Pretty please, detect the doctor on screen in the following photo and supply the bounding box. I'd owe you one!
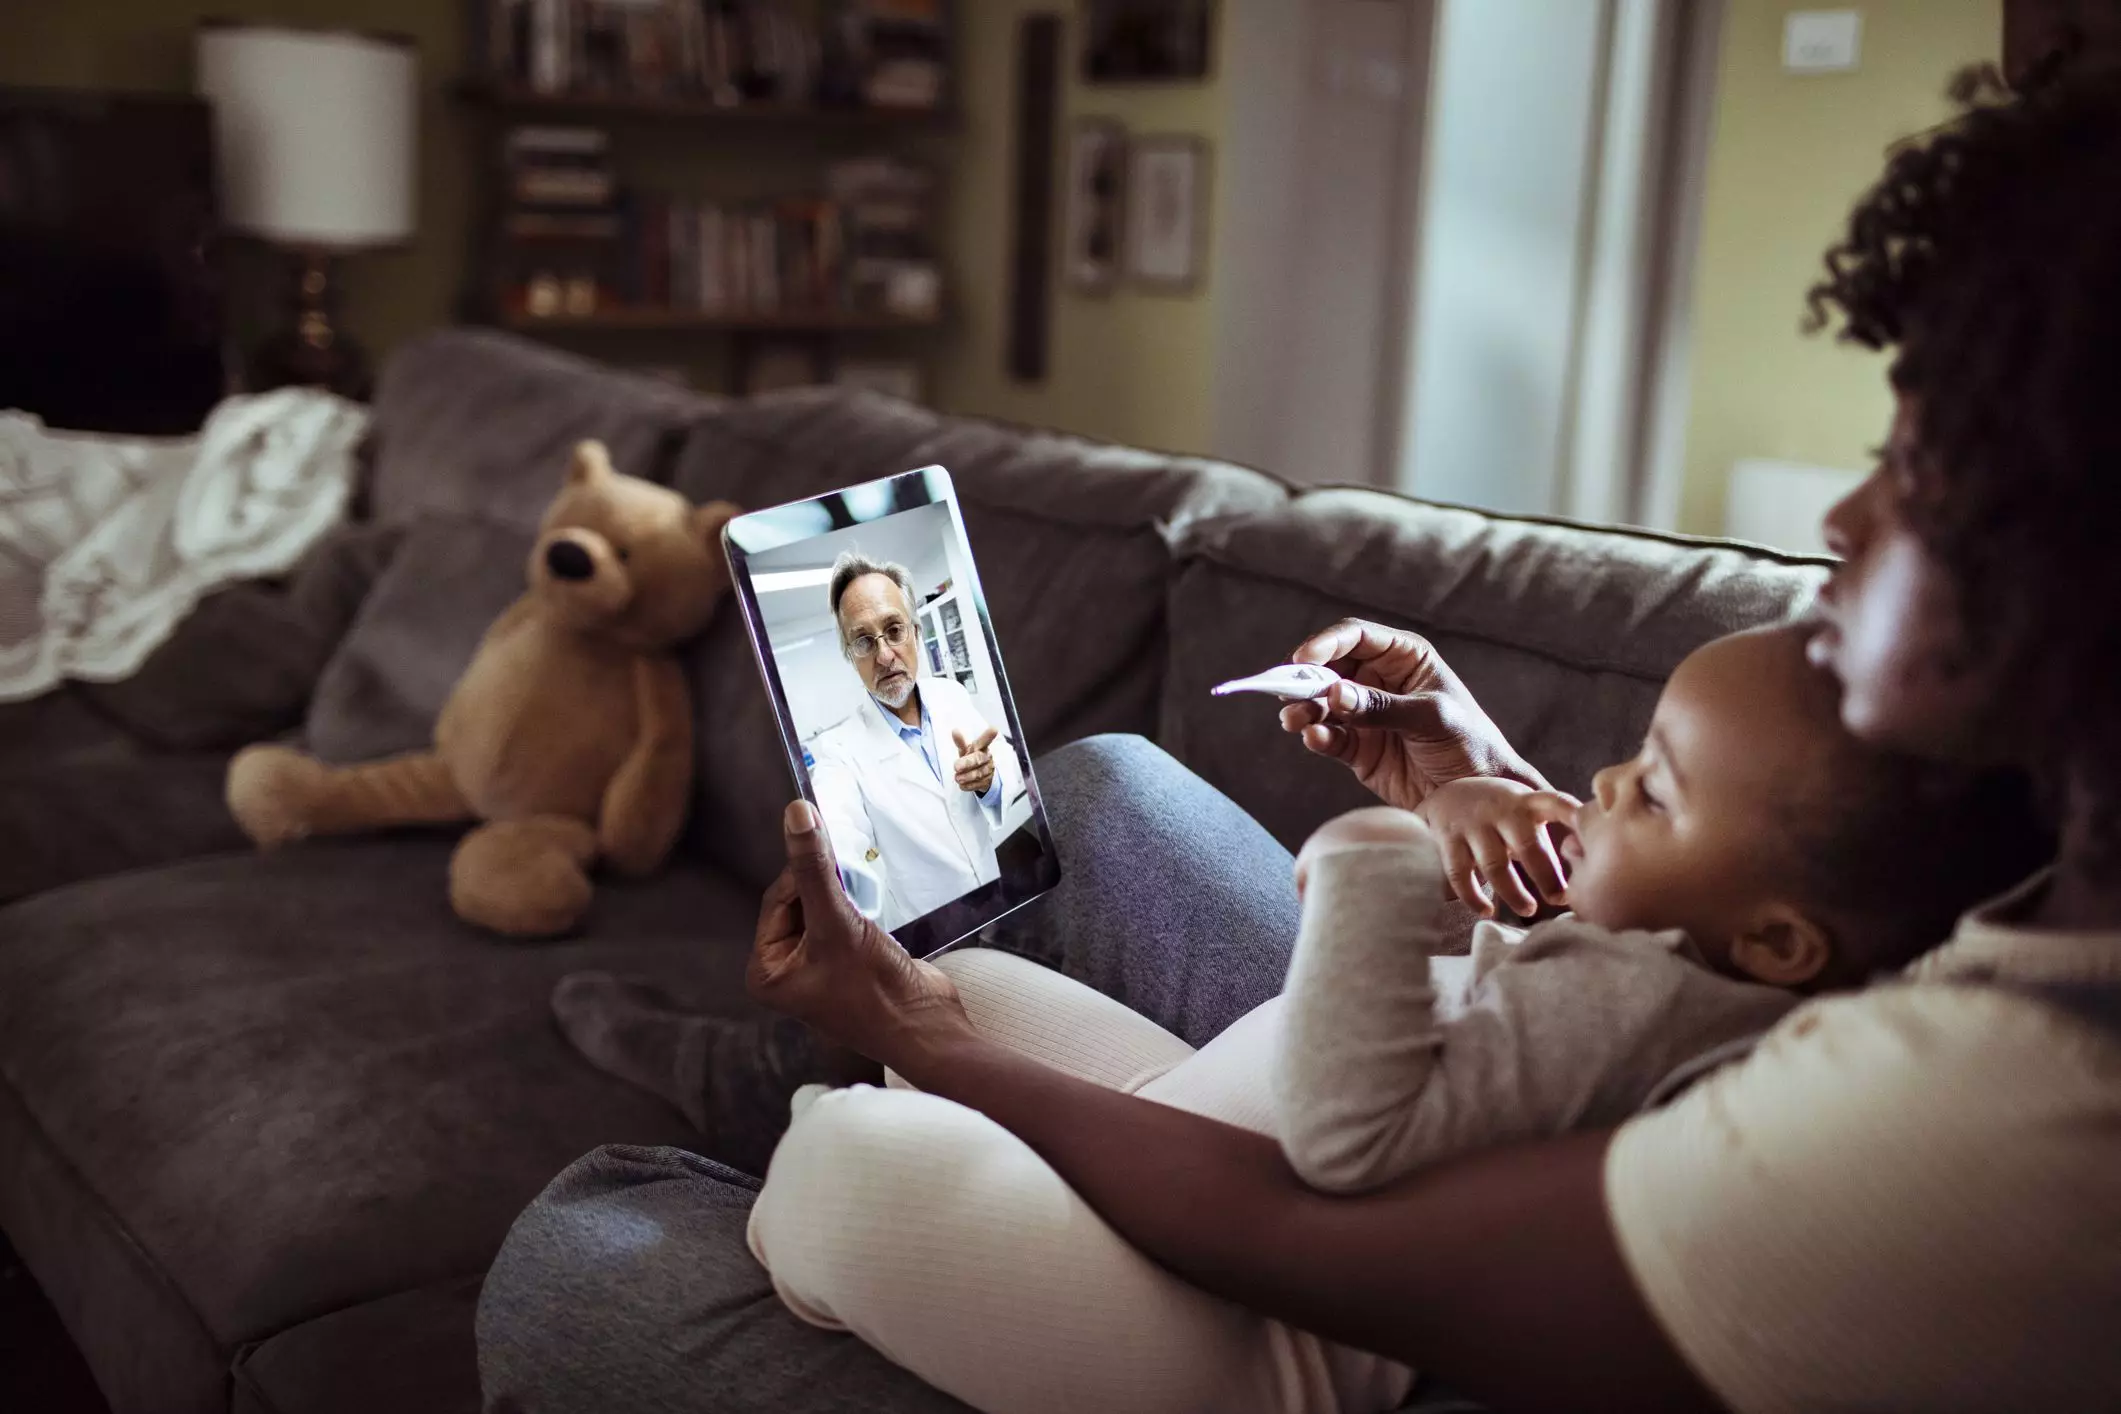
[808,551,1022,930]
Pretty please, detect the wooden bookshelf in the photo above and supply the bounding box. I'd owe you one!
[458,82,951,127]
[462,1,955,394]
[499,307,940,333]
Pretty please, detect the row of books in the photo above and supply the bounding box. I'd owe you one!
[506,196,942,320]
[507,125,617,212]
[629,198,839,313]
[499,138,940,321]
[470,0,949,112]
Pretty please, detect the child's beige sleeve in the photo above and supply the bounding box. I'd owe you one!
[1273,836,1461,1193]
[1273,834,1790,1194]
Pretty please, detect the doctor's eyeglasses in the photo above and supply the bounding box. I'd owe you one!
[845,620,915,660]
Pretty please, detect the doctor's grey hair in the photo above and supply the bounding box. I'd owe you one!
[828,551,917,653]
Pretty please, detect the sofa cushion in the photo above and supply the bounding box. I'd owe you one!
[77,520,408,755]
[232,1276,481,1414]
[0,840,757,1414]
[1161,489,1831,849]
[364,330,719,533]
[305,516,532,764]
[672,388,1288,889]
[0,525,410,906]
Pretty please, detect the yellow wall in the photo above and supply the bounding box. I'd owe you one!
[1,0,473,366]
[927,1,1228,454]
[1677,0,1999,533]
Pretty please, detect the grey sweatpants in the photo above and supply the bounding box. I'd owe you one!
[475,735,1476,1413]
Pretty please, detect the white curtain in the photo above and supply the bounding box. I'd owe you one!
[1394,0,1719,527]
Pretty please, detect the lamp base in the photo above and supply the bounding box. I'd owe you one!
[249,250,372,400]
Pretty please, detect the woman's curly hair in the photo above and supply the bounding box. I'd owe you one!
[1804,57,2121,776]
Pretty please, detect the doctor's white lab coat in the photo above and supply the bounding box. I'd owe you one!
[808,674,1024,931]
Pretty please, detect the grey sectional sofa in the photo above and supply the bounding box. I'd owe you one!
[0,330,1826,1414]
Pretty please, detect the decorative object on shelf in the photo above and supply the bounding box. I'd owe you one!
[1008,13,1061,381]
[1125,134,1209,292]
[1063,118,1127,294]
[197,23,416,400]
[834,358,922,403]
[1082,0,1214,83]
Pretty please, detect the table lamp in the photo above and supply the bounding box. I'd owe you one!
[196,22,415,398]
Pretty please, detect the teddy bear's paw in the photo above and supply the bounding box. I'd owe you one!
[226,744,331,848]
[451,817,600,939]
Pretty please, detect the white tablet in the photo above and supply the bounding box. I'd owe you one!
[722,467,1061,957]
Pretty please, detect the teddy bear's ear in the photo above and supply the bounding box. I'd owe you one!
[568,440,615,486]
[689,500,740,545]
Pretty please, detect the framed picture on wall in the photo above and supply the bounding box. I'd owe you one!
[1082,0,1215,83]
[1124,135,1209,292]
[1063,118,1128,294]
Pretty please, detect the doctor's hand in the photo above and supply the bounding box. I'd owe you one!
[951,726,999,796]
[749,801,968,1065]
[1278,619,1548,811]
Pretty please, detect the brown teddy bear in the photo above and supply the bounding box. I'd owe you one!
[227,441,738,937]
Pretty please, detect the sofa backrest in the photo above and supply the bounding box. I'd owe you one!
[337,330,1832,889]
[306,331,728,764]
[1160,491,1830,849]
[363,330,719,532]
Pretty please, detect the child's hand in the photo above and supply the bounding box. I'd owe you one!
[1414,778,1578,919]
[1293,806,1435,901]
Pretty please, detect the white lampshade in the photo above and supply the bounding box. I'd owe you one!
[197,24,416,249]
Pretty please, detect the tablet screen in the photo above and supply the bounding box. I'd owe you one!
[723,467,1060,956]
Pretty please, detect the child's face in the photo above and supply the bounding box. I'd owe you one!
[1563,626,1842,979]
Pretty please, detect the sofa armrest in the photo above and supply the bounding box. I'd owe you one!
[74,521,407,753]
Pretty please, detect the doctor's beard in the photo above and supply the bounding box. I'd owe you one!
[870,664,917,711]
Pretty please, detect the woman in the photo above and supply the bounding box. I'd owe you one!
[478,62,2121,1413]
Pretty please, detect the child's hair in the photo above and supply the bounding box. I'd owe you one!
[1776,757,2051,986]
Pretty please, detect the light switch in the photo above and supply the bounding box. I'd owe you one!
[1783,10,1863,73]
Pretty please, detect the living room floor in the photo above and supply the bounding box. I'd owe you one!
[1,1233,110,1414]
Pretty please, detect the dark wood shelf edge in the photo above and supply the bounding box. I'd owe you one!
[495,310,943,333]
[456,82,955,128]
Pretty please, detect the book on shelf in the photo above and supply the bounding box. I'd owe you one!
[468,0,943,111]
[506,125,617,208]
[828,156,940,319]
[500,124,622,315]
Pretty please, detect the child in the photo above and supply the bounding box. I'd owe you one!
[1275,621,2043,1197]
[746,623,2046,1414]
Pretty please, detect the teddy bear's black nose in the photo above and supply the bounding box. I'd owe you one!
[545,541,595,581]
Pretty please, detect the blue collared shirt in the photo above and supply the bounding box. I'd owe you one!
[880,693,1001,808]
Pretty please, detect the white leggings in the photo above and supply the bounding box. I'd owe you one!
[745,950,1417,1414]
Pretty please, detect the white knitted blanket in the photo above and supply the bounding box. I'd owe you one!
[0,388,368,702]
